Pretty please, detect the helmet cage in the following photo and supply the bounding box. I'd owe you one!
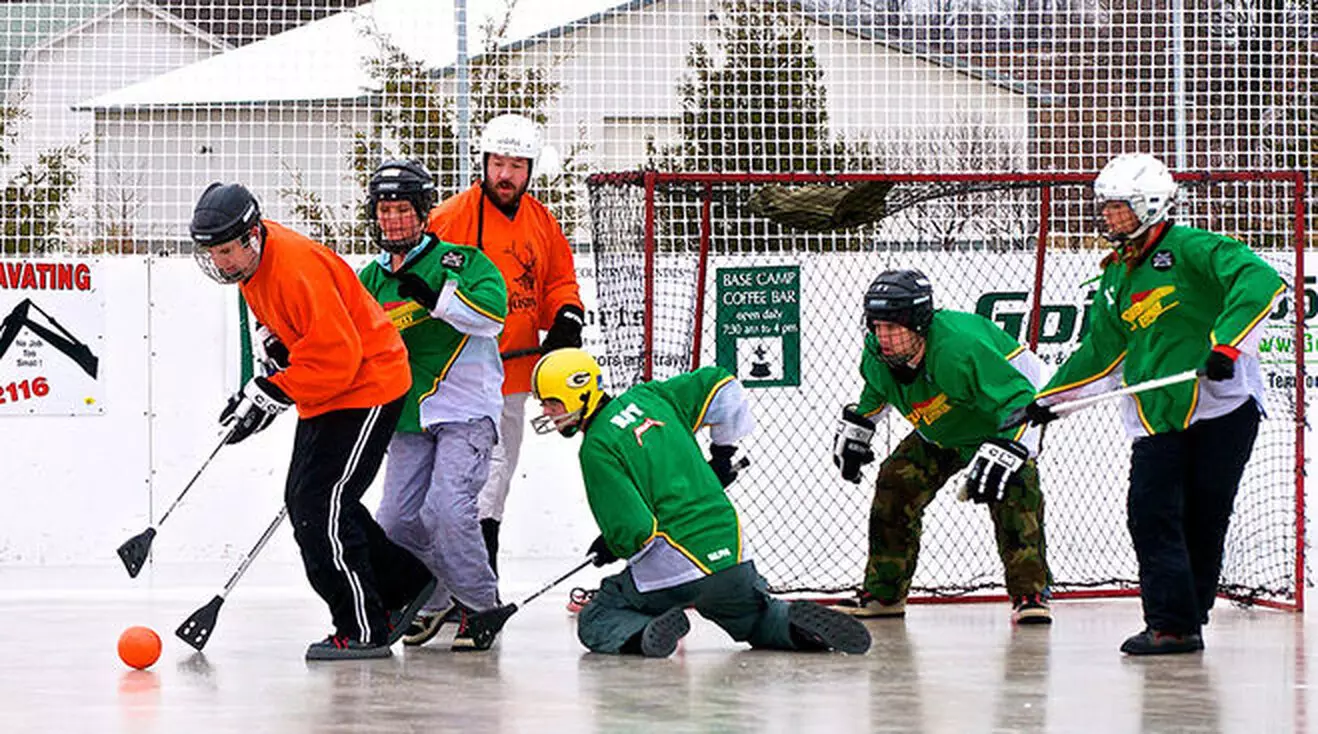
[368,160,437,254]
[189,182,263,284]
[1093,154,1178,242]
[194,226,263,284]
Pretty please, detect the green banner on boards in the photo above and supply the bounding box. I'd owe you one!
[715,265,800,387]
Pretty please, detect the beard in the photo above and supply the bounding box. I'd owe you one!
[482,177,529,217]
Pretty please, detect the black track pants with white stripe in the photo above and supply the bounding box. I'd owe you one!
[284,396,433,644]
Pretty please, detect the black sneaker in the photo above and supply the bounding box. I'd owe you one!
[387,577,438,646]
[452,604,498,652]
[640,607,691,658]
[787,600,872,654]
[402,602,455,647]
[305,634,391,661]
[1120,628,1204,655]
[1011,594,1053,625]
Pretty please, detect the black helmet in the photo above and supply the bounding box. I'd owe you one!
[190,182,261,246]
[863,269,934,335]
[367,160,437,253]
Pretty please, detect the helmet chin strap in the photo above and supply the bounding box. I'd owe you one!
[380,234,422,255]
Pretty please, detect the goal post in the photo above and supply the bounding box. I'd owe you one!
[587,170,1307,611]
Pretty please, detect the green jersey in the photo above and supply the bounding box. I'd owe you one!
[579,366,754,592]
[359,235,507,432]
[1039,224,1283,436]
[855,309,1044,461]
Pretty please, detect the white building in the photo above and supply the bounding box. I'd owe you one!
[3,1,230,244]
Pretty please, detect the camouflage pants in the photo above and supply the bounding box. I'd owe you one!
[864,431,1050,601]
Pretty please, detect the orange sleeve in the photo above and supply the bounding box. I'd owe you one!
[426,188,479,245]
[266,254,364,406]
[534,204,582,330]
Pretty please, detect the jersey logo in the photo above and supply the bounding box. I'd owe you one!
[386,301,429,330]
[905,393,952,427]
[632,417,665,446]
[1151,250,1175,271]
[440,250,466,270]
[610,402,644,429]
[1122,286,1180,331]
[506,241,538,294]
[706,547,732,562]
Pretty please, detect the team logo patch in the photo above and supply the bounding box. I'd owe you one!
[441,250,465,269]
[566,370,593,389]
[1151,250,1175,271]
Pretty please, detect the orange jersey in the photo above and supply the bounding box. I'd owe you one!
[428,184,582,394]
[240,221,410,418]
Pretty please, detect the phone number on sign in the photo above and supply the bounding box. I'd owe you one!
[0,376,50,404]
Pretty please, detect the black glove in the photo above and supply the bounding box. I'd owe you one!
[587,534,619,567]
[1204,348,1237,381]
[255,323,289,371]
[1024,400,1059,426]
[832,404,875,483]
[218,376,292,445]
[1000,399,1061,431]
[962,438,1029,504]
[396,271,440,311]
[708,444,743,488]
[543,304,585,351]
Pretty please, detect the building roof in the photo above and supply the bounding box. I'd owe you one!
[79,0,629,109]
[155,0,373,48]
[81,0,1050,111]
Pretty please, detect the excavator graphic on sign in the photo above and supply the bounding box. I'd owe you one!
[0,298,98,378]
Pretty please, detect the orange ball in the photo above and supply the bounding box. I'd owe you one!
[118,626,162,670]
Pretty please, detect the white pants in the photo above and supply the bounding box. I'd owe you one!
[477,392,527,522]
[378,419,500,612]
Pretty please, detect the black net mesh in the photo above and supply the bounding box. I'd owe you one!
[588,171,1304,606]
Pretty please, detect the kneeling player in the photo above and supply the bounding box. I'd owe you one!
[532,348,871,657]
[832,269,1052,624]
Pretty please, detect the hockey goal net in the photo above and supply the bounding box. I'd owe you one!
[587,170,1307,610]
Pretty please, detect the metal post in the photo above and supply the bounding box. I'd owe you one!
[455,0,472,186]
[1170,0,1189,169]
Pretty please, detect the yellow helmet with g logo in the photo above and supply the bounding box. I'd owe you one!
[530,348,606,435]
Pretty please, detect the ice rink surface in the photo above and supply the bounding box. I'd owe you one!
[1,560,1312,734]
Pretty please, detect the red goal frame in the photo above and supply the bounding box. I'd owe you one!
[590,169,1307,612]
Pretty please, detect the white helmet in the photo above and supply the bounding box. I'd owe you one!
[1093,153,1179,241]
[480,114,543,165]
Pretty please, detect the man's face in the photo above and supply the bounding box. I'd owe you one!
[376,199,423,247]
[873,320,924,364]
[1100,200,1140,239]
[200,228,261,283]
[483,153,531,209]
[539,398,578,435]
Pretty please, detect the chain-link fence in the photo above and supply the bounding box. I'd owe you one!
[0,0,1311,257]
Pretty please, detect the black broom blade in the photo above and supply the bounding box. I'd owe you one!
[116,527,157,578]
[466,602,520,646]
[176,595,226,652]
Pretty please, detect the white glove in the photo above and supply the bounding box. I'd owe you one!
[219,376,292,445]
[962,438,1029,504]
[255,322,289,373]
[832,404,876,484]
